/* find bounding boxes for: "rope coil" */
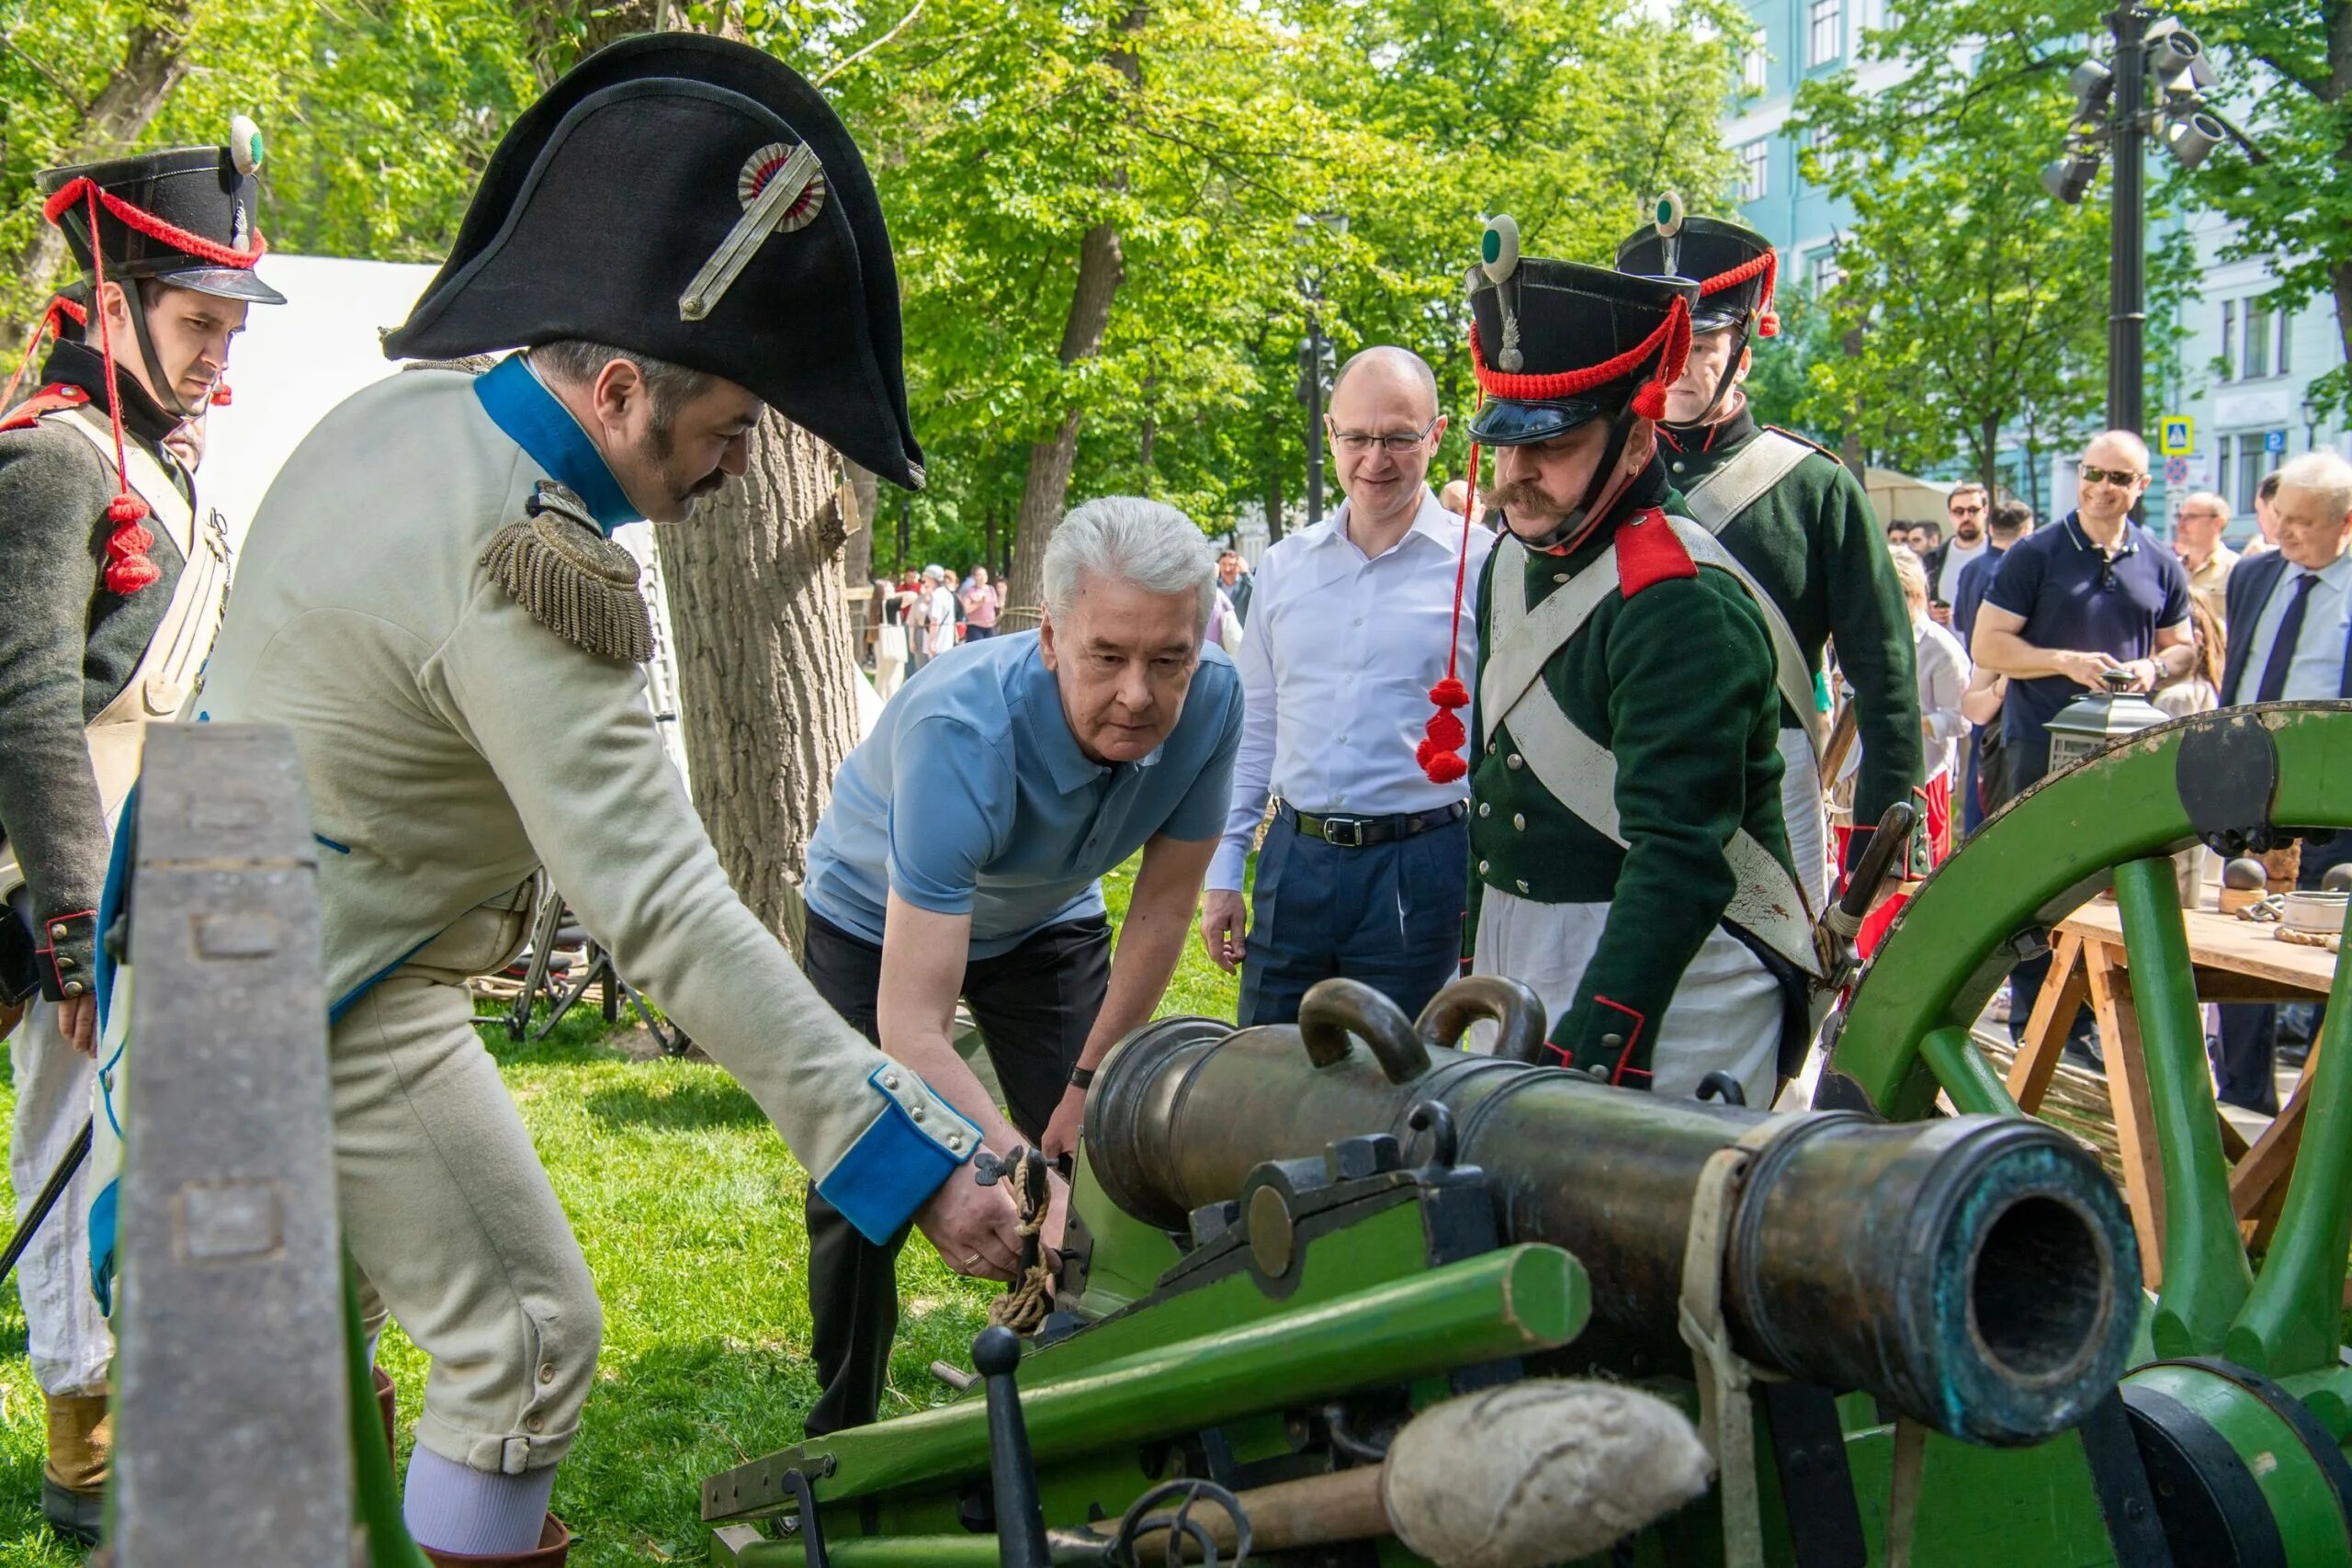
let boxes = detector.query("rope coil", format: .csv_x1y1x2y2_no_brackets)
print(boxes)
988,1152,1054,1335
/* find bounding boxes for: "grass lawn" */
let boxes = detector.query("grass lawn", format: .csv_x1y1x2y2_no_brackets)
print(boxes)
0,855,1242,1565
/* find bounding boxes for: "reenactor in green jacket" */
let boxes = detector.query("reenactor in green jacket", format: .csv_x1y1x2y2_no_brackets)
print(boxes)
0,129,280,1544
1445,223,1815,1103
1616,209,1920,902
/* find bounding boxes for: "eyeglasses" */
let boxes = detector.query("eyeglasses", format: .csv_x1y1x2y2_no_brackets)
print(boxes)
1949,501,1986,515
1329,416,1440,455
2080,465,2145,489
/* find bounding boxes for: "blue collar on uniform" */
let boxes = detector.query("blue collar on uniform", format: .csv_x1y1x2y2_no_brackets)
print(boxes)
473,354,640,534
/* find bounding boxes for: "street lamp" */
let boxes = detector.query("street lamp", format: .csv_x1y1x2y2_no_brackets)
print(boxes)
2041,12,2264,438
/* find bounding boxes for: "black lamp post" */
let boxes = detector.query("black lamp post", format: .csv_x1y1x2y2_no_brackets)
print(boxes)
2304,393,2323,454
2044,12,2262,439
1295,213,1348,528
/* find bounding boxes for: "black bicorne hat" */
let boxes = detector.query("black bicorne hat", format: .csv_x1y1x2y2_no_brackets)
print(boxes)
1464,250,1697,447
1614,211,1779,338
38,137,284,306
383,33,925,491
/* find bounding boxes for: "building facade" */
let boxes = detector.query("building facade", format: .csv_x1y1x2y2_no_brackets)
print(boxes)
1724,0,2343,542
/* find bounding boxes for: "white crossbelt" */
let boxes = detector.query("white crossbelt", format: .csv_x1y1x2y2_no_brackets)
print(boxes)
1481,527,1821,976
1677,429,1826,761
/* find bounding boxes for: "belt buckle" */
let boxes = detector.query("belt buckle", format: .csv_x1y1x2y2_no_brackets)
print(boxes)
1323,815,1367,849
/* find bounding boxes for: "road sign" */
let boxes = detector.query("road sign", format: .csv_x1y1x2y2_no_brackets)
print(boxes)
2165,457,2189,485
2266,429,2289,455
2159,416,2194,457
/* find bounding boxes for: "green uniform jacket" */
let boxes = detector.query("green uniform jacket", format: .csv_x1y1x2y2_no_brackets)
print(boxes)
1468,496,1793,1086
0,343,189,988
1660,405,1921,836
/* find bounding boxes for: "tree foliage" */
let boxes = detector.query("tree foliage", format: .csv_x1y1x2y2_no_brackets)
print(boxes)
1789,0,2193,494
2,0,1743,566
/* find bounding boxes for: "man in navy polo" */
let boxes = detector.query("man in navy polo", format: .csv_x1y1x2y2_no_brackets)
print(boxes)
1973,429,2193,1057
798,495,1242,1434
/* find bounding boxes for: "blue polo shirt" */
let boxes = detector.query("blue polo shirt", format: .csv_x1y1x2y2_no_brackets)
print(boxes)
1984,513,2191,763
805,631,1244,958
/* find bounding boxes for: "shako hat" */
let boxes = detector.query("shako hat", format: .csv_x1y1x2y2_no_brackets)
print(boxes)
1613,202,1779,338
384,33,925,491
1464,220,1696,447
37,128,283,307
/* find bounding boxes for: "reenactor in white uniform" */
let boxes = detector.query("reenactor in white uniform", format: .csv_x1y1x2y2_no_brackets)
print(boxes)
0,128,279,1544
185,39,1013,1565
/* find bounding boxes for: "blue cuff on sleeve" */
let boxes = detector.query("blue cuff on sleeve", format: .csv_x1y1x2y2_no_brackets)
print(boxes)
815,1065,981,1244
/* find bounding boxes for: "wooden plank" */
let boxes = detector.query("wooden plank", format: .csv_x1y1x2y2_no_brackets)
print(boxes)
2086,942,2165,1290
2009,931,2087,1115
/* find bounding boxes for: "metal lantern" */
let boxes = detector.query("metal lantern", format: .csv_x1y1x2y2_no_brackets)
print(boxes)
2046,667,2170,771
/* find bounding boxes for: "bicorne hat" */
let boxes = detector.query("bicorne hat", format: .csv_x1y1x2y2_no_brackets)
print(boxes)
1614,209,1779,339
383,33,925,491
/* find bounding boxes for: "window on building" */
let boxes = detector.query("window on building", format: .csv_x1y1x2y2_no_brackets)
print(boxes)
1808,0,1843,66
2245,301,2273,379
1742,42,1769,95
2220,300,2235,382
2278,307,2291,376
1810,247,1844,294
2222,431,2284,514
1738,140,1770,202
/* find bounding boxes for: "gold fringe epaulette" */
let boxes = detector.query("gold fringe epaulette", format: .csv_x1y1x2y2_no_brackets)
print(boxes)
479,481,654,663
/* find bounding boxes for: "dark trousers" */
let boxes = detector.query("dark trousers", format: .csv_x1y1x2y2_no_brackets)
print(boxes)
2215,835,2352,1112
964,625,996,640
798,908,1110,1435
1236,809,1468,1028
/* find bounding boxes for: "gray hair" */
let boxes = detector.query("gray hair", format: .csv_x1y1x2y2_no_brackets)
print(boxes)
527,339,716,429
2175,490,2232,520
1044,497,1216,631
2276,451,2352,520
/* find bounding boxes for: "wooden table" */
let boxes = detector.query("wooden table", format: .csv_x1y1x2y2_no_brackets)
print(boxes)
2007,894,2337,1289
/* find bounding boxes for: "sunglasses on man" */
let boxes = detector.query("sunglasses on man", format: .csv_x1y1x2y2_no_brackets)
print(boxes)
2079,465,2145,489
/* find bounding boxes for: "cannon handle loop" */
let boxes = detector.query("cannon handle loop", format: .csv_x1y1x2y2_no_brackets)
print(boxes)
1413,975,1548,1064
1296,977,1431,1085
1676,1120,1792,1568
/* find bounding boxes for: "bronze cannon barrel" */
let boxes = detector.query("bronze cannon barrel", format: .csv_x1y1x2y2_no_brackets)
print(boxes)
1081,978,2138,1448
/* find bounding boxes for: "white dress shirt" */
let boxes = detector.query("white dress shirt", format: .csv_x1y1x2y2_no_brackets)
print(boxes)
1209,488,1494,892
2237,550,2352,702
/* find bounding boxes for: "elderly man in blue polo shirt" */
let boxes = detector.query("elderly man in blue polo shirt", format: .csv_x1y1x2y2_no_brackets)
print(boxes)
798,496,1243,1434
1973,428,2193,1059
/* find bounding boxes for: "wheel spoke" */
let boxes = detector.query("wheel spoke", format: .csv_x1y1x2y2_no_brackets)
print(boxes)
2228,893,2352,1378
2111,856,2251,1355
1918,1024,2020,1117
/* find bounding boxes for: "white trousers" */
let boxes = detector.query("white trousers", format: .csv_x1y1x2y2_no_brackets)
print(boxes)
1474,888,1782,1106
9,999,110,1396
1778,727,1830,916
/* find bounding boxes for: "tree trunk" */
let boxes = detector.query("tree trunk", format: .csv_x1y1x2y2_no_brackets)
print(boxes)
2,4,196,344
654,414,861,953
1980,416,2001,503
841,458,878,589
1004,219,1126,612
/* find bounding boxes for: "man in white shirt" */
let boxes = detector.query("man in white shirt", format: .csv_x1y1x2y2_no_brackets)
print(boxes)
1199,346,1492,1025
2172,490,2239,629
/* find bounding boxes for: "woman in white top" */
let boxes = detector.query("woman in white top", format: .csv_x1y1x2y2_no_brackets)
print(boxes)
1890,546,1971,790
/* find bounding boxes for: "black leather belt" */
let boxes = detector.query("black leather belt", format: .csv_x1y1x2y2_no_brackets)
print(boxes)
1278,800,1467,849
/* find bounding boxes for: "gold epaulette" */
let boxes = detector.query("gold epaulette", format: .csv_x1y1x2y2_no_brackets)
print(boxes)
479,481,653,663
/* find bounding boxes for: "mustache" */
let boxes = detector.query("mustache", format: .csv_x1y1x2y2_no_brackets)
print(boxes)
1487,479,1561,516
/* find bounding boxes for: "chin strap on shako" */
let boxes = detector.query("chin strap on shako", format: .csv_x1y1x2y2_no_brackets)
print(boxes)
1686,248,1781,429
1412,295,1694,784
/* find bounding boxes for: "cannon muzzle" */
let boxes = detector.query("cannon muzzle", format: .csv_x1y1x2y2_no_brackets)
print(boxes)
1082,977,2137,1447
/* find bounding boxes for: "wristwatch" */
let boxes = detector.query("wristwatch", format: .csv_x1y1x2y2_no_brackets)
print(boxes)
1069,1066,1096,1090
